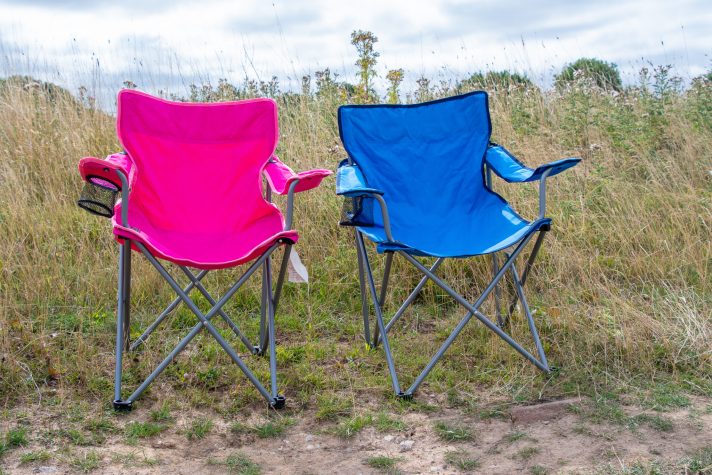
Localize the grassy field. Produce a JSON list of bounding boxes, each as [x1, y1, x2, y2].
[[0, 61, 711, 472]]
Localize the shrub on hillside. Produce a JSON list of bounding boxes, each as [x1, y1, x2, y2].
[[458, 70, 534, 93], [555, 57, 622, 91]]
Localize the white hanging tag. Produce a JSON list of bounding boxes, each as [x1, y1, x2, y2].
[[287, 249, 309, 283]]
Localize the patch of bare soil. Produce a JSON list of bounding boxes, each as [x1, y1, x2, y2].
[[3, 395, 711, 474]]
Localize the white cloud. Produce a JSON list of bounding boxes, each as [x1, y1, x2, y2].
[[1, 0, 709, 105]]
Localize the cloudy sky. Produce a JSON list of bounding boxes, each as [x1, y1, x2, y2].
[[0, 0, 710, 105]]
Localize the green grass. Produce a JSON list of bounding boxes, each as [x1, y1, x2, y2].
[[64, 429, 90, 446], [335, 414, 373, 438], [230, 422, 251, 435], [0, 427, 29, 457], [374, 412, 407, 432], [315, 395, 353, 421], [478, 406, 510, 420], [444, 450, 480, 471], [110, 451, 160, 467], [586, 395, 675, 432], [210, 452, 261, 475], [594, 447, 712, 474], [505, 430, 528, 443], [589, 395, 629, 425], [186, 417, 213, 440], [641, 383, 691, 411], [5, 427, 29, 447], [253, 421, 285, 439], [150, 403, 174, 423], [71, 451, 102, 473], [629, 414, 674, 432], [516, 446, 541, 460], [83, 418, 118, 434], [60, 428, 107, 447], [322, 411, 406, 438], [679, 446, 712, 473], [434, 421, 473, 442], [530, 465, 548, 475], [19, 450, 51, 464], [124, 421, 167, 440], [365, 455, 402, 474]]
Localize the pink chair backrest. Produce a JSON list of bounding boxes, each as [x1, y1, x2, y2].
[[117, 90, 280, 233]]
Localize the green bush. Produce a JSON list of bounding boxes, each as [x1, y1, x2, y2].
[[555, 57, 622, 91], [458, 70, 534, 92]]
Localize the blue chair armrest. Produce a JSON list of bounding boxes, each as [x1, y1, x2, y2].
[[485, 144, 580, 183], [336, 159, 384, 196]]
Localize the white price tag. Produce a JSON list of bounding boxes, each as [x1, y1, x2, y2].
[[287, 249, 308, 283]]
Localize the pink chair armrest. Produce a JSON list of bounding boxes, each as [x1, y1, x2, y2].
[[263, 155, 332, 195], [79, 152, 134, 189]]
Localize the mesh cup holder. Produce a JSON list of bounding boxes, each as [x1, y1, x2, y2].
[[77, 176, 120, 218], [340, 195, 375, 227]]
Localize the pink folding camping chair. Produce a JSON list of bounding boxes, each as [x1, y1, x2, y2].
[[77, 90, 331, 410]]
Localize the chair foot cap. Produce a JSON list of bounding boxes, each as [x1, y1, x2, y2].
[[395, 392, 413, 401], [270, 395, 286, 409], [113, 399, 133, 411]]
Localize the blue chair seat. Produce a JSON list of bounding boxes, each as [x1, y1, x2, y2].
[[359, 191, 551, 257]]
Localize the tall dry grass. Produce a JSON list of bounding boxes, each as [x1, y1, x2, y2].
[[0, 70, 710, 409]]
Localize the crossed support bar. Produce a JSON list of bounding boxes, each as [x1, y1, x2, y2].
[[354, 227, 551, 398], [112, 238, 293, 411]]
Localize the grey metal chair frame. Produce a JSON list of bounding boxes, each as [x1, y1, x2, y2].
[[351, 163, 553, 399], [111, 169, 299, 410]]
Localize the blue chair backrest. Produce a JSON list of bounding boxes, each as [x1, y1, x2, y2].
[[338, 91, 492, 232]]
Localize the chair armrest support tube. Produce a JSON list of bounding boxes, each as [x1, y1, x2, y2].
[[340, 190, 394, 242], [116, 169, 130, 227], [538, 168, 552, 219], [373, 194, 394, 242], [284, 179, 299, 230]]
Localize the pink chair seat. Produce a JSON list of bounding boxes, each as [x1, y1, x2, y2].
[[113, 211, 298, 270]]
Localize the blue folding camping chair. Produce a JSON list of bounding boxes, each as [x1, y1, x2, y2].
[[336, 91, 580, 398]]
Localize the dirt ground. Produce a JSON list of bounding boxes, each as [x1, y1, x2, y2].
[[2, 392, 711, 475]]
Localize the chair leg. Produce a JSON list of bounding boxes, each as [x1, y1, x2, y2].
[[258, 259, 269, 354], [355, 230, 372, 347], [113, 240, 132, 411], [258, 242, 292, 356], [356, 232, 403, 396], [507, 229, 547, 318], [267, 243, 290, 409], [264, 253, 275, 383], [266, 280, 280, 401], [511, 263, 549, 370], [491, 252, 504, 328], [122, 240, 131, 350], [272, 244, 291, 313], [372, 251, 393, 347]]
